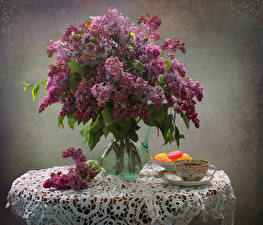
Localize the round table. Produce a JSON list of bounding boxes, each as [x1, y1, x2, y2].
[[6, 163, 236, 225]]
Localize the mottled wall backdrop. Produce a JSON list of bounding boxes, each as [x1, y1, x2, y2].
[[1, 0, 262, 224]]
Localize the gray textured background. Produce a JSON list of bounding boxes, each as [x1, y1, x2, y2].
[[1, 0, 263, 224]]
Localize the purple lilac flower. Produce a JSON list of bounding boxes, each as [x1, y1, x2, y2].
[[45, 40, 60, 58], [76, 42, 97, 65], [171, 60, 187, 78], [43, 171, 88, 191], [91, 82, 112, 108], [104, 56, 124, 81], [60, 90, 75, 117], [39, 63, 69, 113], [161, 38, 186, 53], [74, 78, 99, 121], [44, 147, 97, 191]]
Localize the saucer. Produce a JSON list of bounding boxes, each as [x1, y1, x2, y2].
[[163, 172, 213, 187]]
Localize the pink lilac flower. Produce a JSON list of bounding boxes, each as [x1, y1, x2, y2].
[[164, 69, 204, 128], [161, 38, 173, 51], [161, 38, 186, 53], [39, 63, 69, 113], [145, 45, 162, 60], [146, 57, 165, 83], [149, 31, 161, 41], [43, 171, 89, 191], [104, 56, 124, 81], [148, 86, 165, 111], [91, 82, 112, 108], [139, 15, 161, 31], [60, 90, 75, 117], [45, 40, 60, 58], [44, 147, 97, 191], [76, 42, 97, 65], [171, 60, 187, 78]]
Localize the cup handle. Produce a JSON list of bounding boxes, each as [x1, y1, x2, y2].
[[205, 165, 216, 177]]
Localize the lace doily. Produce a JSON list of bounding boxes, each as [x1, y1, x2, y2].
[[6, 163, 235, 225]]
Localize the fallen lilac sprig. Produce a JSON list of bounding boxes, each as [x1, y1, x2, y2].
[[43, 147, 97, 190]]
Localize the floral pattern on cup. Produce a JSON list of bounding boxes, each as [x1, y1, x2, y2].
[[175, 159, 216, 181]]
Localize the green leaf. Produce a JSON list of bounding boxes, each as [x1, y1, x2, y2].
[[72, 29, 88, 39], [80, 119, 93, 143], [135, 117, 141, 123], [23, 81, 30, 86], [24, 86, 29, 92], [106, 124, 120, 138], [88, 131, 103, 150], [42, 78, 48, 93], [174, 126, 180, 147], [89, 117, 100, 131], [156, 104, 168, 124], [160, 114, 174, 145], [147, 104, 168, 126], [174, 126, 185, 147], [68, 72, 82, 94], [128, 131, 138, 142], [132, 59, 145, 74], [58, 116, 65, 129], [32, 83, 40, 101], [42, 78, 48, 87], [165, 130, 175, 144], [68, 72, 77, 93], [92, 34, 99, 43], [69, 60, 85, 75], [67, 114, 76, 130], [103, 127, 110, 137], [88, 117, 104, 150], [116, 119, 132, 130], [114, 119, 140, 137], [101, 107, 114, 127], [126, 43, 134, 50], [166, 60, 171, 71], [68, 61, 86, 94], [145, 119, 155, 127], [72, 33, 81, 39], [180, 110, 189, 129]]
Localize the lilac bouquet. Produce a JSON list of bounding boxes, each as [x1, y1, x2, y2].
[[24, 8, 203, 151]]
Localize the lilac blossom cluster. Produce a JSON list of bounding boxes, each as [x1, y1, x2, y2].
[[38, 8, 204, 146], [43, 148, 97, 190]]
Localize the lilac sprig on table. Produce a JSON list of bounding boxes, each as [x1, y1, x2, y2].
[[24, 8, 204, 150], [43, 148, 98, 190]]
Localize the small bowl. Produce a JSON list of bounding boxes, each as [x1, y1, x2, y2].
[[154, 161, 176, 171]]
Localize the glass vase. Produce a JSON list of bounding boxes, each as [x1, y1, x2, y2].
[[98, 137, 149, 179]]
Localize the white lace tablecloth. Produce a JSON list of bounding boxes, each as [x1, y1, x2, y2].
[[6, 163, 235, 225]]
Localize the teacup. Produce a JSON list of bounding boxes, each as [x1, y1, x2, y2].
[[175, 159, 216, 181]]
